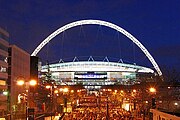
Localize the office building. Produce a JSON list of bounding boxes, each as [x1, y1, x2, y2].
[[8, 45, 30, 117], [0, 27, 9, 117]]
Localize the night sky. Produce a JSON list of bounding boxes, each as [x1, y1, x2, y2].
[[0, 0, 180, 73]]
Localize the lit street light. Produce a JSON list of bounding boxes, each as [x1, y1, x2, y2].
[[54, 90, 58, 94], [46, 85, 51, 89], [17, 80, 25, 86], [45, 84, 54, 120], [17, 79, 37, 120], [149, 87, 156, 93], [148, 87, 156, 110], [29, 80, 37, 86], [174, 102, 178, 106], [17, 79, 37, 87], [133, 89, 136, 93], [63, 88, 69, 93]]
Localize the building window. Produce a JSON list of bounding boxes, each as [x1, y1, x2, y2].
[[0, 66, 7, 73], [0, 43, 8, 52], [4, 57, 8, 63], [0, 80, 6, 85], [0, 33, 9, 41], [0, 55, 8, 63]]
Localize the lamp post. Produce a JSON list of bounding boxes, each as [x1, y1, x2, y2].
[[46, 84, 59, 119], [174, 102, 178, 114], [46, 85, 54, 120], [149, 87, 156, 109], [63, 88, 69, 113], [149, 87, 156, 93], [59, 87, 69, 113], [106, 96, 109, 120], [17, 79, 37, 120]]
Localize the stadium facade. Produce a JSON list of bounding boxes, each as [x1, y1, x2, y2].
[[40, 57, 154, 89]]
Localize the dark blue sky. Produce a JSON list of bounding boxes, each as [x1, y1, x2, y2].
[[0, 0, 180, 72]]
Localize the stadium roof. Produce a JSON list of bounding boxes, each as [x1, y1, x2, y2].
[[41, 61, 154, 73]]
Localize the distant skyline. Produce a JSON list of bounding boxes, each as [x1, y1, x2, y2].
[[0, 0, 180, 72]]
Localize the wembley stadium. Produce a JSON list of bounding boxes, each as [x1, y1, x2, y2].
[[32, 19, 162, 90], [40, 57, 155, 89]]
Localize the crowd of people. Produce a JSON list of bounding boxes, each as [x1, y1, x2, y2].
[[60, 107, 140, 120]]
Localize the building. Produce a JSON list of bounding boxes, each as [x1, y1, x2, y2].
[[30, 56, 39, 82], [0, 27, 9, 117], [40, 57, 155, 90], [8, 45, 30, 117]]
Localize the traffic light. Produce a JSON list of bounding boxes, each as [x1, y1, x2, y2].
[[152, 97, 156, 109]]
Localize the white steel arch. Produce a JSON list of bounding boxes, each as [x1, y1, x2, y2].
[[31, 19, 162, 76]]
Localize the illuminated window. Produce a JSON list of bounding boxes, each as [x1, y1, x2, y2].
[[4, 57, 8, 63], [0, 80, 6, 85], [0, 66, 7, 73], [0, 55, 8, 62]]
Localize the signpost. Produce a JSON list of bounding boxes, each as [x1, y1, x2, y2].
[[28, 108, 35, 120]]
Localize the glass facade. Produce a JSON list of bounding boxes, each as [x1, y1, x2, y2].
[[40, 61, 154, 89], [41, 71, 137, 87]]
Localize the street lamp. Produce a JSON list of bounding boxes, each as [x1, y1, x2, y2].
[[29, 80, 37, 86], [17, 79, 37, 120], [54, 90, 58, 94], [70, 90, 74, 93], [45, 84, 54, 120], [174, 102, 178, 106], [17, 80, 25, 86], [149, 87, 156, 110], [46, 84, 60, 119], [17, 79, 37, 86], [149, 87, 156, 93], [63, 88, 69, 93], [59, 88, 69, 113], [46, 85, 51, 89], [133, 89, 137, 93]]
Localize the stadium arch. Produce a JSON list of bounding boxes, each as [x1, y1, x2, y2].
[[31, 19, 162, 76]]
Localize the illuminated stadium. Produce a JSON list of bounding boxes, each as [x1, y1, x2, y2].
[[31, 19, 162, 89], [39, 56, 155, 89]]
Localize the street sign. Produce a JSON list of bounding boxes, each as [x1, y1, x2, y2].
[[28, 108, 35, 120]]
